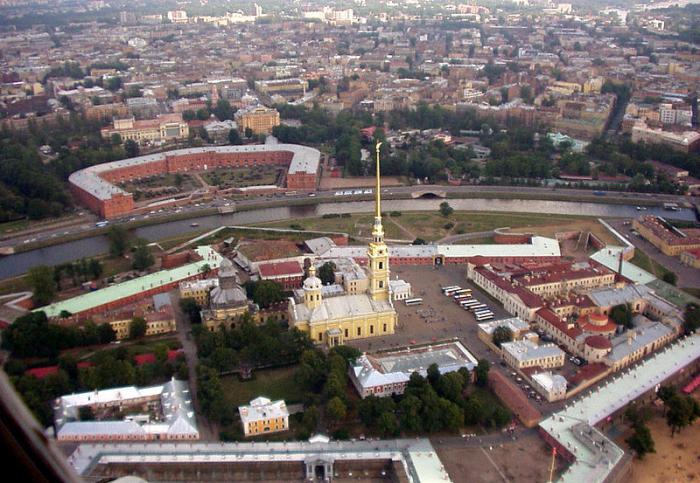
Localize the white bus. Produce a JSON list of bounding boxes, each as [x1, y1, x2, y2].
[[474, 309, 493, 316], [443, 287, 462, 296], [454, 289, 472, 296], [454, 294, 470, 301], [470, 304, 488, 311], [475, 313, 495, 321], [461, 299, 480, 308], [441, 285, 460, 293], [404, 298, 424, 306]]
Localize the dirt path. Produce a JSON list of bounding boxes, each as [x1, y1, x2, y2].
[[386, 216, 416, 241]]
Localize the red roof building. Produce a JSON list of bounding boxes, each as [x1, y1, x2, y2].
[[25, 366, 59, 379], [134, 353, 157, 366], [256, 260, 304, 290]]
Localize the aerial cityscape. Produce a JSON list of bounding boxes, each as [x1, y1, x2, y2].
[[0, 0, 700, 482]]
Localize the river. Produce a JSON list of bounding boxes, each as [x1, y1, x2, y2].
[[1, 198, 695, 280]]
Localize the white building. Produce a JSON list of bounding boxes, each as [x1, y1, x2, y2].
[[239, 397, 289, 437], [531, 372, 568, 402], [54, 379, 198, 441], [501, 340, 565, 370], [389, 279, 412, 301]]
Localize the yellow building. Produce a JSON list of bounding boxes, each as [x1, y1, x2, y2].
[[106, 313, 177, 340], [179, 278, 219, 306], [234, 106, 280, 135], [239, 397, 289, 437], [201, 259, 251, 331], [100, 114, 189, 145], [288, 143, 397, 347]]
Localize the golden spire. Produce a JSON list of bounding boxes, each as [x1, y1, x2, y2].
[[372, 141, 384, 240]]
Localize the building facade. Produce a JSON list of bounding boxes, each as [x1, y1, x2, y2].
[[239, 397, 289, 437]]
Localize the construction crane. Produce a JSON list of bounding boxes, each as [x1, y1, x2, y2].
[[547, 447, 557, 483]]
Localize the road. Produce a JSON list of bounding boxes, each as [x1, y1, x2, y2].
[[1, 183, 694, 251], [170, 290, 219, 441]]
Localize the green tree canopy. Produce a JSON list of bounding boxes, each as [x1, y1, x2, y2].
[[129, 317, 147, 339]]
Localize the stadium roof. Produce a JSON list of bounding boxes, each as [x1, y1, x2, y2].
[[69, 144, 321, 201], [37, 246, 223, 318]]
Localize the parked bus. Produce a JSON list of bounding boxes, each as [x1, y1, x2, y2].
[[469, 304, 488, 312], [454, 294, 470, 301], [474, 309, 493, 316], [404, 298, 424, 306], [441, 285, 460, 292], [461, 299, 481, 308], [443, 287, 462, 296], [454, 289, 472, 296], [475, 313, 495, 321]]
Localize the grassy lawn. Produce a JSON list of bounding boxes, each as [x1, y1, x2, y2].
[[121, 173, 198, 194], [0, 218, 30, 235], [258, 211, 615, 243], [631, 248, 674, 279], [220, 366, 304, 407], [647, 279, 700, 308], [681, 287, 700, 299], [201, 166, 282, 189]]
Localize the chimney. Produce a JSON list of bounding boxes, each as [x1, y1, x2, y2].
[[618, 250, 624, 274]]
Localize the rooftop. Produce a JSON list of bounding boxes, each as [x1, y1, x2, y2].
[[69, 144, 321, 201], [37, 246, 223, 318], [501, 339, 565, 363], [540, 333, 700, 483]]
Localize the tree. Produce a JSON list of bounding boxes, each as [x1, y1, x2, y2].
[[413, 238, 427, 245], [28, 266, 56, 306], [437, 372, 465, 402], [317, 262, 336, 286], [492, 326, 513, 348], [665, 393, 700, 436], [129, 317, 147, 339], [427, 363, 441, 387], [244, 127, 254, 139], [251, 280, 284, 308], [378, 411, 399, 436], [610, 304, 633, 329], [683, 304, 700, 335], [88, 258, 103, 279], [662, 271, 678, 285], [626, 422, 655, 459], [182, 110, 196, 122], [296, 349, 327, 392], [326, 396, 347, 422], [228, 128, 243, 145], [132, 240, 154, 271], [475, 359, 490, 387], [107, 225, 129, 257], [439, 201, 453, 217], [97, 323, 116, 344], [302, 405, 319, 434], [124, 139, 139, 158], [110, 133, 122, 146], [212, 99, 235, 121], [179, 297, 202, 324], [196, 108, 210, 121]]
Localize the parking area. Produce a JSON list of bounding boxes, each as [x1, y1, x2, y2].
[[350, 265, 509, 360]]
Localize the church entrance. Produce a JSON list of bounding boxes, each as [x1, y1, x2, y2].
[[434, 255, 444, 266]]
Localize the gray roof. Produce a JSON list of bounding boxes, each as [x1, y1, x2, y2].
[[501, 340, 565, 363], [606, 316, 674, 363], [587, 284, 651, 308], [290, 293, 394, 325], [69, 144, 320, 201]]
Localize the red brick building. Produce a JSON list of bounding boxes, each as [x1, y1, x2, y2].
[[69, 145, 321, 219]]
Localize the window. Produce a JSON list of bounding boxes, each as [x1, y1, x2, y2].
[[370, 325, 374, 334], [378, 261, 383, 269], [383, 323, 387, 332], [318, 333, 322, 341], [357, 327, 361, 336], [379, 281, 384, 288], [344, 328, 348, 338]]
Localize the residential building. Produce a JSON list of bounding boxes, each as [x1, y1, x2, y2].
[[501, 340, 566, 370], [54, 379, 198, 441], [633, 215, 700, 256], [257, 260, 305, 290], [238, 397, 289, 437], [531, 372, 568, 402], [234, 106, 280, 135], [100, 114, 189, 145], [179, 278, 219, 306]]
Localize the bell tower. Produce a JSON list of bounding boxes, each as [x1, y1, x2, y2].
[[303, 265, 323, 310], [367, 142, 390, 302]]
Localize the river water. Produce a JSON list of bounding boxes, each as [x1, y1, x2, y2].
[[1, 198, 694, 280]]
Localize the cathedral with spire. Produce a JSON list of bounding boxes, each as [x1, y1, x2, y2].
[[288, 143, 397, 347]]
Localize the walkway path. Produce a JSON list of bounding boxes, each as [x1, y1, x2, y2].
[[386, 216, 416, 240], [171, 290, 219, 441], [437, 230, 495, 244]]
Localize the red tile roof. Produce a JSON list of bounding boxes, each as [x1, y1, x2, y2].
[[536, 308, 582, 339], [585, 335, 612, 350], [25, 366, 59, 379], [134, 353, 156, 366], [77, 361, 94, 369], [168, 349, 184, 361], [567, 363, 609, 387], [258, 260, 304, 278]]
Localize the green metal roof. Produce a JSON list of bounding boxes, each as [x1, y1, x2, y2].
[[37, 246, 223, 318]]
